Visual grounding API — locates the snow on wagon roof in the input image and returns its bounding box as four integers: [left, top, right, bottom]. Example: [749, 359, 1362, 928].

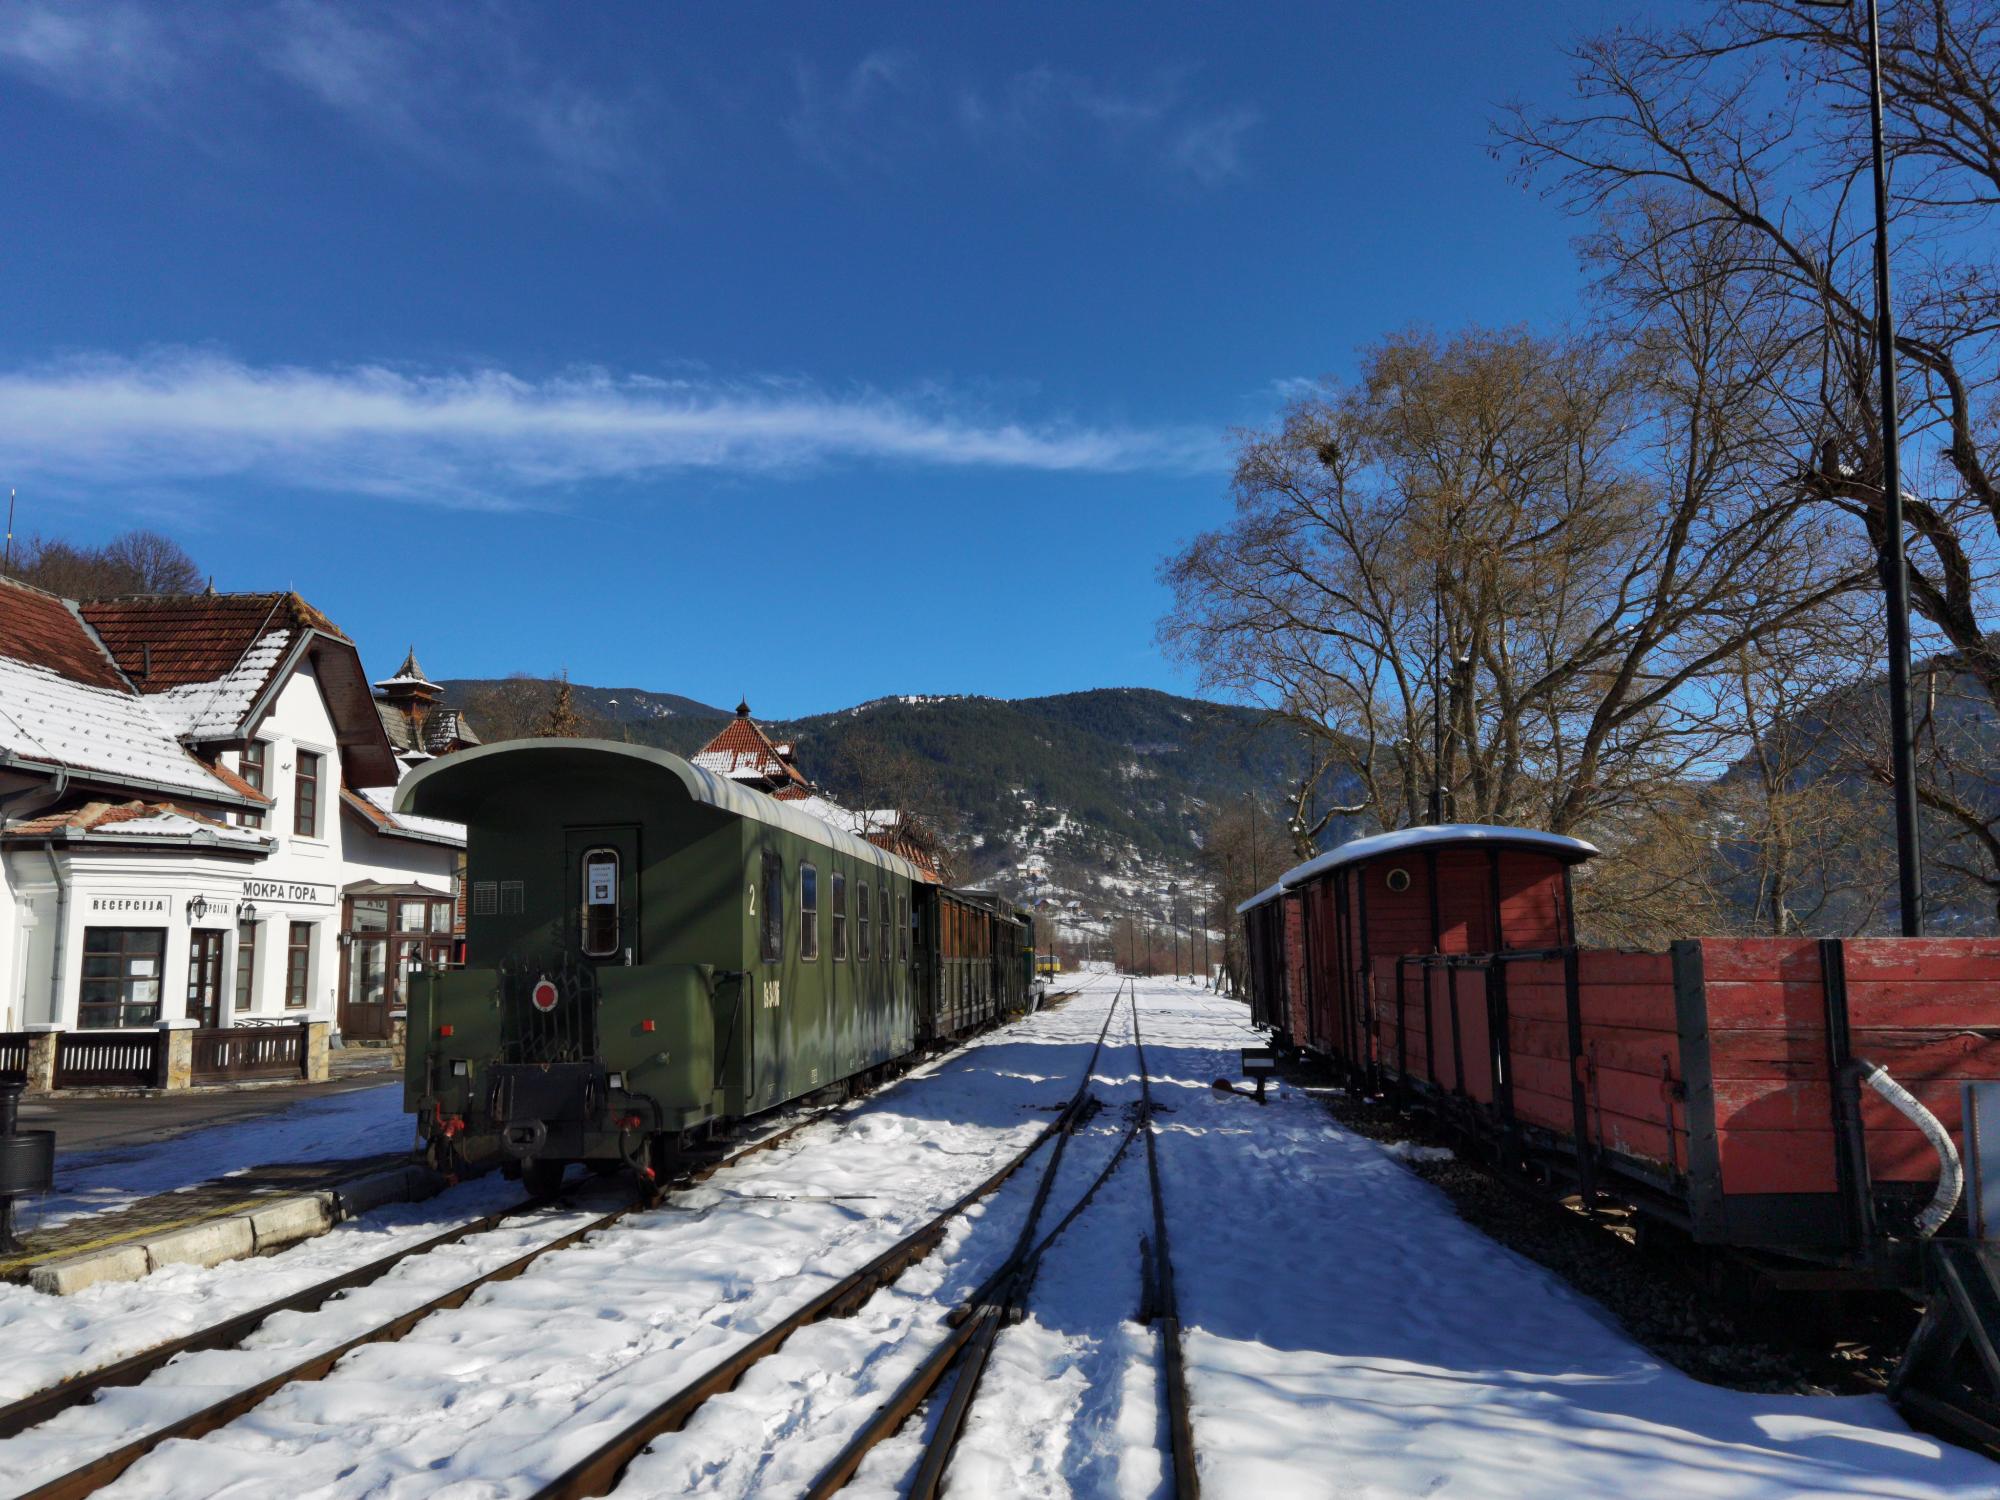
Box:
[395, 738, 929, 884]
[1237, 823, 1598, 914]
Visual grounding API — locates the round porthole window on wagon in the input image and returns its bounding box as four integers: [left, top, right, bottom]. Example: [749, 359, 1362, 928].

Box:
[1384, 867, 1412, 893]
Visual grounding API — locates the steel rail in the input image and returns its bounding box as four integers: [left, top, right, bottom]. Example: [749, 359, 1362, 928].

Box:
[8, 1103, 841, 1500]
[534, 982, 1129, 1500]
[806, 978, 1151, 1500]
[1134, 982, 1201, 1498]
[0, 991, 1088, 1457]
[904, 1019, 1149, 1498]
[0, 1190, 549, 1440]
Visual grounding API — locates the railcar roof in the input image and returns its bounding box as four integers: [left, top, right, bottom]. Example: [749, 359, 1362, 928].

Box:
[1235, 823, 1598, 914]
[394, 737, 931, 883]
[1234, 879, 1288, 916]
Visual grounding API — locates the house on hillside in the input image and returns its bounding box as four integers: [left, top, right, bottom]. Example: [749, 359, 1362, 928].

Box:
[0, 582, 465, 1055]
[692, 700, 950, 881]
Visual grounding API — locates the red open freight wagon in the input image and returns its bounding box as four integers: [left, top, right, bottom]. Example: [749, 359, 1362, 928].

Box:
[1239, 824, 2000, 1451]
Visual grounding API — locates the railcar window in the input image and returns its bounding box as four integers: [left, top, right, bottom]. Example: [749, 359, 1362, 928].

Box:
[897, 894, 909, 961]
[760, 851, 785, 963]
[879, 888, 891, 964]
[799, 864, 819, 960]
[831, 872, 848, 960]
[580, 846, 620, 957]
[858, 881, 872, 961]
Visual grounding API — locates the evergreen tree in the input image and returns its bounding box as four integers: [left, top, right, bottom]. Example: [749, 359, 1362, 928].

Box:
[538, 672, 585, 738]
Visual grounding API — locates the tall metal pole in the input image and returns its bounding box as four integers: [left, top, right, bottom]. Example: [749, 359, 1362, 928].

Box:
[1431, 556, 1445, 826]
[1863, 0, 1924, 936]
[1224, 853, 1236, 995]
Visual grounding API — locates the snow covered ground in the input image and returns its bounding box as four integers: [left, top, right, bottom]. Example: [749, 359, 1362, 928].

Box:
[2, 975, 1998, 1498]
[18, 1081, 414, 1234]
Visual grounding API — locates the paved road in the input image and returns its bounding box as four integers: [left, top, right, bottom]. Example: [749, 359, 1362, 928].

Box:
[18, 1059, 401, 1157]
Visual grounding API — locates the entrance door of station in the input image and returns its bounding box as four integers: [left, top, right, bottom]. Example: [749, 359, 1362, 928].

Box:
[186, 929, 225, 1029]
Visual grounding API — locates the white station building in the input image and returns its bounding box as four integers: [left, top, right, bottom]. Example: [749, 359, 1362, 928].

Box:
[0, 580, 466, 1045]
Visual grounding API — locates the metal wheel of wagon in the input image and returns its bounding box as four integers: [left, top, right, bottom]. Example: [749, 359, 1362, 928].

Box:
[521, 1157, 569, 1199]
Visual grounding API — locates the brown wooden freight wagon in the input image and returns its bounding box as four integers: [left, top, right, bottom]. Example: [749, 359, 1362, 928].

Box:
[1241, 822, 2000, 1452]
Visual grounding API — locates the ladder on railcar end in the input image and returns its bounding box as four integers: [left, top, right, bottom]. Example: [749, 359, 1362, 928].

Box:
[1892, 1238, 2000, 1457]
[1892, 1081, 2000, 1458]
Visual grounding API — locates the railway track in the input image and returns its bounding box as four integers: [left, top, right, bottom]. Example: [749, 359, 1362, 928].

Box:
[0, 976, 1180, 1500]
[0, 984, 1098, 1500]
[4, 1102, 845, 1500]
[798, 976, 1199, 1499]
[525, 976, 1132, 1500]
[521, 974, 1198, 1500]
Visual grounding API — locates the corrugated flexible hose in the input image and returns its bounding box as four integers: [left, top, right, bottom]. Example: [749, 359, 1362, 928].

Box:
[1852, 1057, 1963, 1238]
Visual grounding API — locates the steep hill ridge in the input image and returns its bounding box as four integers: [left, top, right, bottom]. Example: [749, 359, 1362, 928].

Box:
[439, 679, 1315, 899]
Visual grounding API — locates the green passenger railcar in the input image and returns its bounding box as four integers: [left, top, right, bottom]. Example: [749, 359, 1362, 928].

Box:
[395, 738, 927, 1190]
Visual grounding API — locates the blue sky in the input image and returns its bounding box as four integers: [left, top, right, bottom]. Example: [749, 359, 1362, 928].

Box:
[0, 2, 1621, 716]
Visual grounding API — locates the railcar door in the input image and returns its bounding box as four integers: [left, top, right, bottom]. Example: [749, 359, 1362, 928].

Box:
[750, 846, 786, 1108]
[565, 826, 640, 967]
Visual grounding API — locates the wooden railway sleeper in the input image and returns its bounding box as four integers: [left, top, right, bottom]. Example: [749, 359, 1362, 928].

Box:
[531, 982, 1132, 1500]
[6, 1101, 848, 1500]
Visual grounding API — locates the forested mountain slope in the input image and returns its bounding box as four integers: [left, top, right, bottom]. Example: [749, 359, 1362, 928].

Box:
[440, 679, 1316, 893]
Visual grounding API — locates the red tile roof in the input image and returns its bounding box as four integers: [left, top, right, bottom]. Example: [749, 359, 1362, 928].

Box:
[204, 758, 274, 804]
[0, 576, 129, 689]
[78, 592, 343, 689]
[5, 798, 235, 837]
[692, 708, 812, 795]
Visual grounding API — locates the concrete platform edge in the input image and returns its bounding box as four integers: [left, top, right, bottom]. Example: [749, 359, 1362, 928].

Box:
[26, 1162, 441, 1296]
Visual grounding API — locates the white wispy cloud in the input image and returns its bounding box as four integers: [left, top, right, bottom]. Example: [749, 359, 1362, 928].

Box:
[1165, 106, 1262, 188]
[956, 62, 1258, 185]
[0, 352, 1223, 510]
[0, 0, 647, 189]
[796, 56, 1258, 187]
[784, 50, 925, 176]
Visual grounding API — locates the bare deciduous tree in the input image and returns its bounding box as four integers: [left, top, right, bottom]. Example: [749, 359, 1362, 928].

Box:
[6, 529, 203, 597]
[1160, 322, 1864, 876]
[1500, 0, 2000, 916]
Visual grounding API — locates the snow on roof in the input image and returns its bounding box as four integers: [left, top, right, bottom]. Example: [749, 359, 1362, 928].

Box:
[356, 785, 465, 847]
[3, 798, 271, 850]
[87, 809, 270, 848]
[690, 710, 811, 793]
[142, 630, 292, 739]
[398, 740, 927, 884]
[790, 796, 898, 839]
[1235, 879, 1288, 915]
[1240, 824, 1599, 913]
[374, 645, 438, 692]
[0, 655, 248, 800]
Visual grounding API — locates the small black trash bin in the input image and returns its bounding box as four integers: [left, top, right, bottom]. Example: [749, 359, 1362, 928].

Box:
[0, 1079, 55, 1255]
